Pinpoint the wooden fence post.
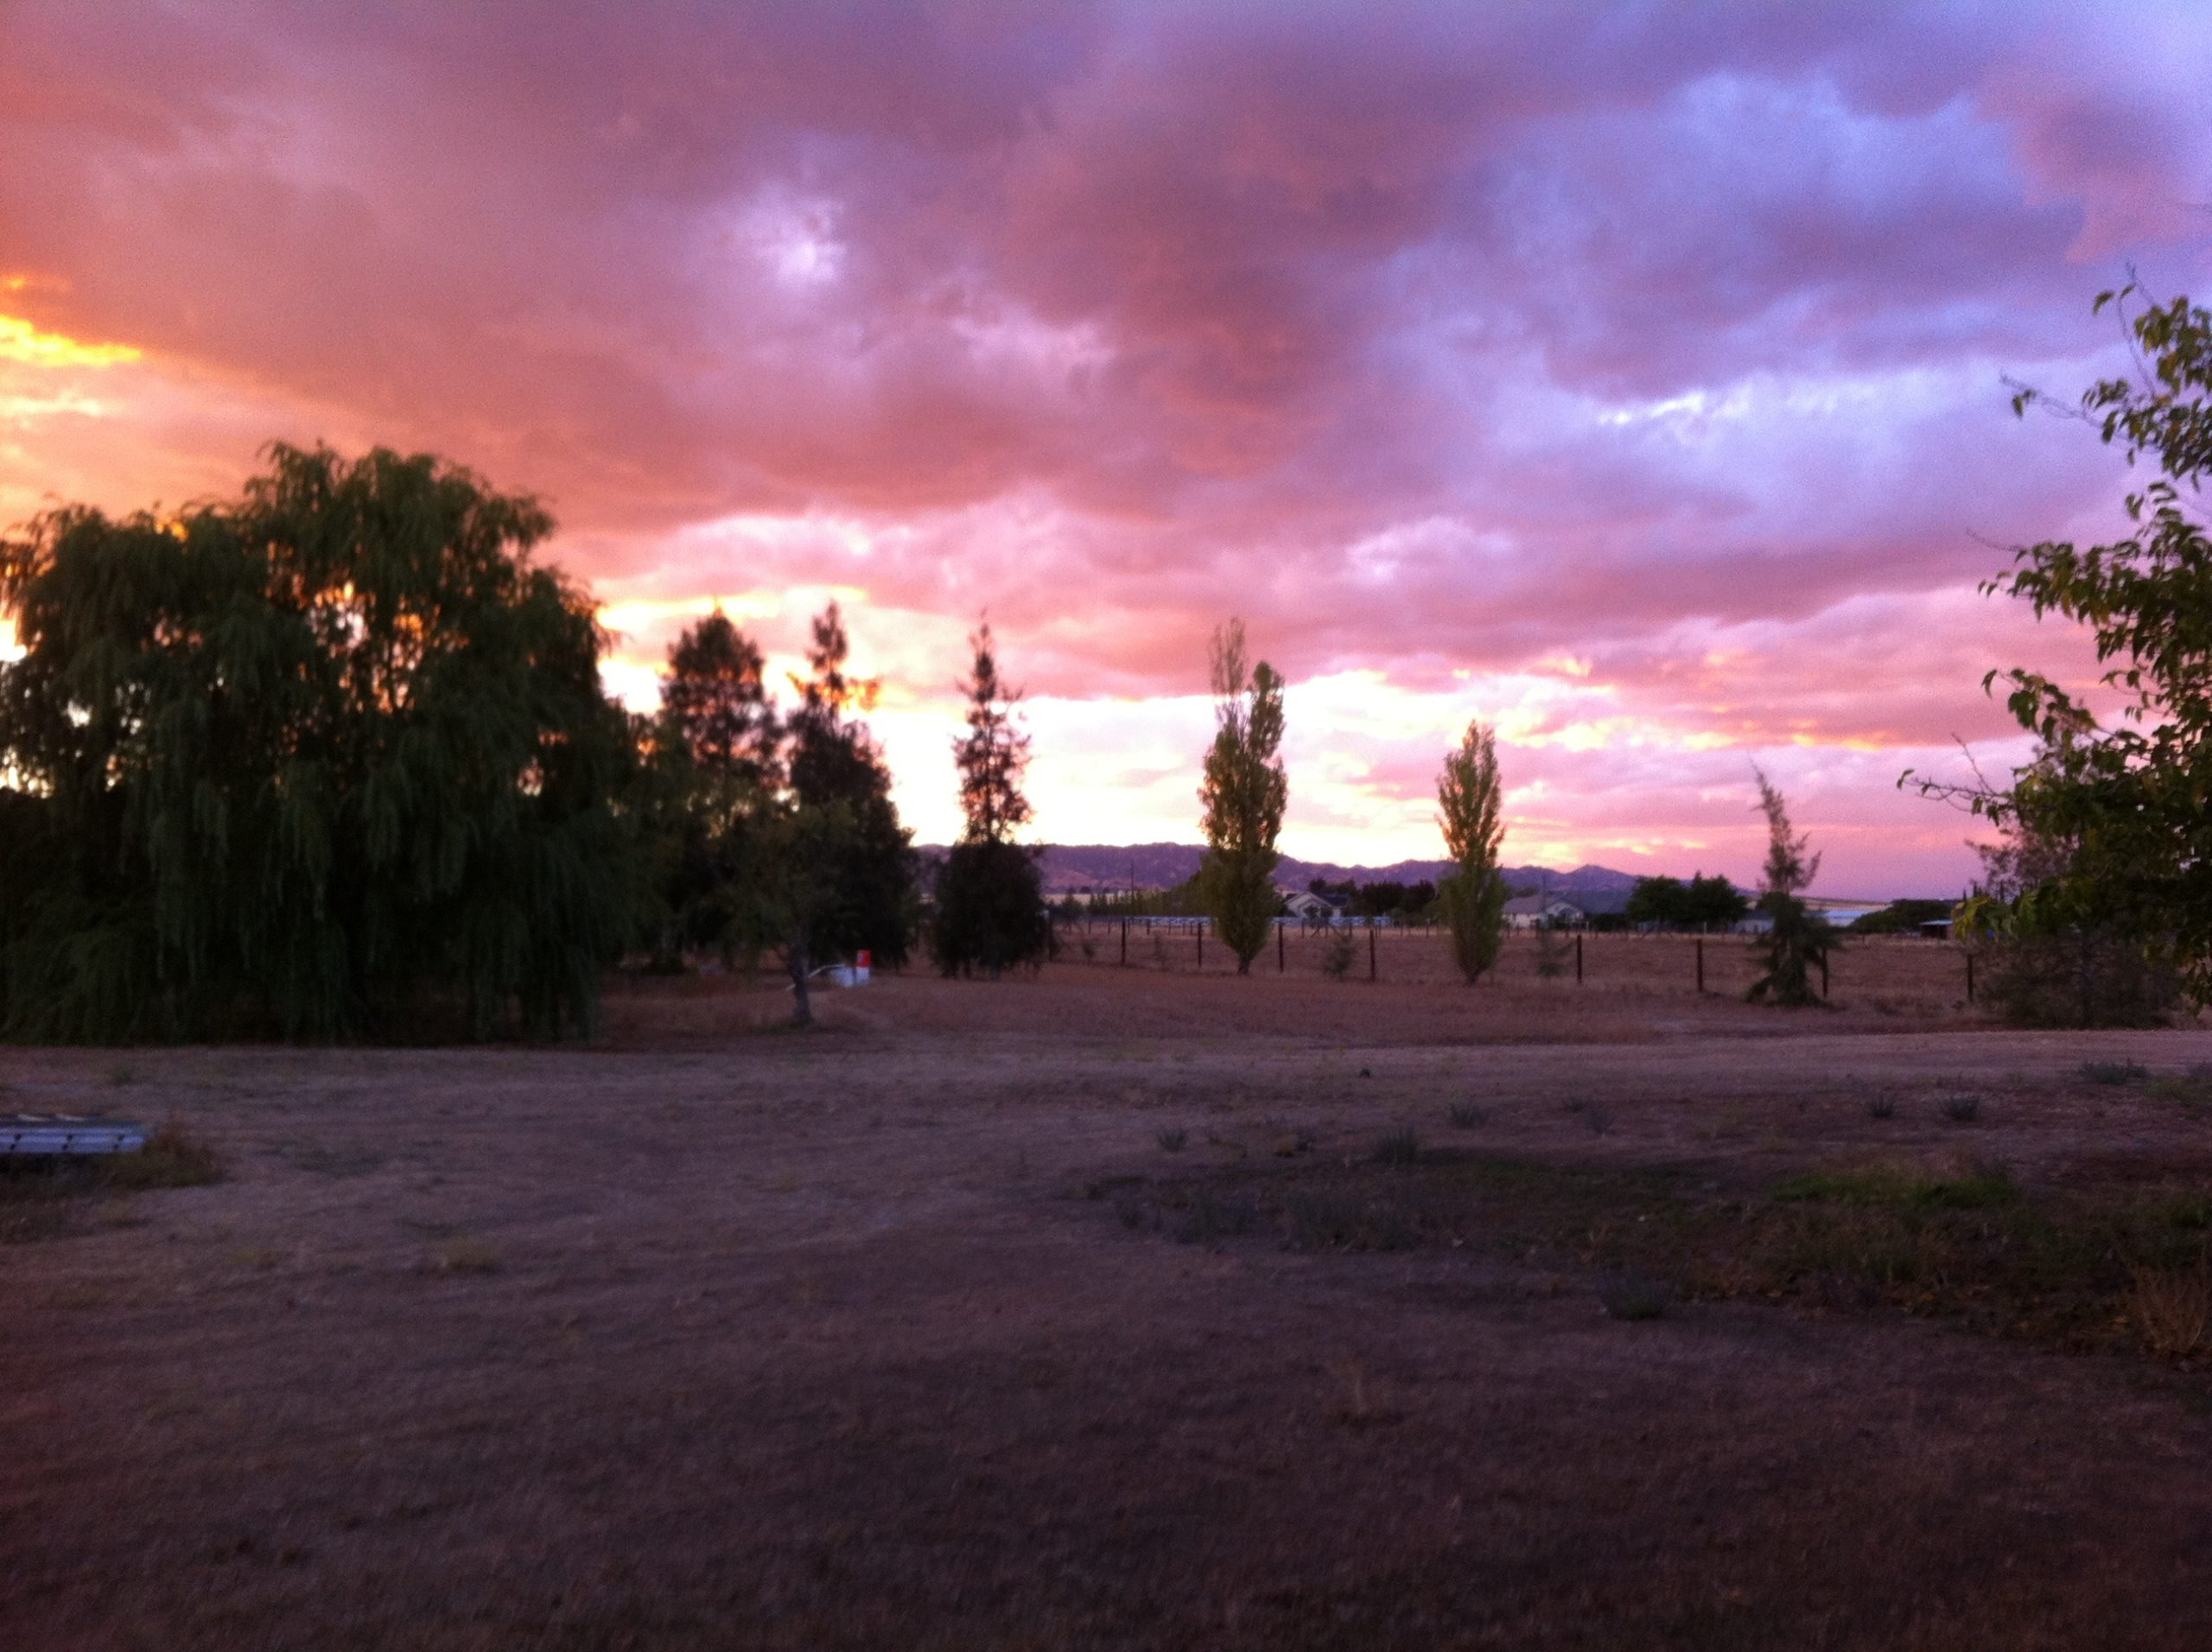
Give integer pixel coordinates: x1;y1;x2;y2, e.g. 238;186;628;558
1576;935;1584;984
1197;923;1204;972
1120;920;1128;967
1965;950;1974;1003
1278;924;1285;973
1369;924;1377;982
1695;937;1704;994
1821;955;1830;1000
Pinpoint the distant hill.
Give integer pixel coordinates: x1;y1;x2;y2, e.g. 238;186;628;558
915;842;1645;899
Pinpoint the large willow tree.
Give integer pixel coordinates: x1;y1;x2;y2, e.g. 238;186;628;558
0;443;639;1042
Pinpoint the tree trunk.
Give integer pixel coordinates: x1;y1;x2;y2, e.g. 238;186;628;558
787;937;813;1027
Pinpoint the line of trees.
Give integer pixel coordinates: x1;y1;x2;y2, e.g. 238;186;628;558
35;288;2200;1050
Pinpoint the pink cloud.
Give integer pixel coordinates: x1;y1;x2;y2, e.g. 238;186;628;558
2;1;2207;888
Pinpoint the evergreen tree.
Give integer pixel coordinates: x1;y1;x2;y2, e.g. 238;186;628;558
1196;619;1287;974
0;443;638;1041
933;622;1048;977
1746;767;1835;1007
1436;721;1509;983
785;602;916;970
647;602;912;1025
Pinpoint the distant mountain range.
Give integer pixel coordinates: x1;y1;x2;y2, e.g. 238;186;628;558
916;842;1644;899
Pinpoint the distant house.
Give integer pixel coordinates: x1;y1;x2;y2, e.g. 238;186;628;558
1280;889;1336;922
1503;893;1586;931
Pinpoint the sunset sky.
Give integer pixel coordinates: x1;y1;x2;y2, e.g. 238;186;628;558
4;2;2209;894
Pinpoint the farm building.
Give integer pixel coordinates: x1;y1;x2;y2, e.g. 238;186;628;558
1504;893;1586;931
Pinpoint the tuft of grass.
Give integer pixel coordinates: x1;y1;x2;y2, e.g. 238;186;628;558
1773;1161;2018;1211
1866;1095;1897;1121
2081;1059;2152;1087
1155;1127;1188;1153
1171;1190;1257;1246
1285;1189;1421;1253
1942;1093;1982;1124
1447;1100;1487;1129
427;1237;501;1275
1371;1126;1421;1166
2128;1260;2209;1357
1582;1101;1613;1137
106;1064;139;1088
1599;1273;1673;1321
91;1120;223;1192
2147;1065;2212;1113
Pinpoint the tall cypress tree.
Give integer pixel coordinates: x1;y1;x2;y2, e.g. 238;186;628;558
933;622;1048;978
784;602;916;970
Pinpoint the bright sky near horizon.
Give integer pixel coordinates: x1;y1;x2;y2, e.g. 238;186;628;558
4;2;2209;895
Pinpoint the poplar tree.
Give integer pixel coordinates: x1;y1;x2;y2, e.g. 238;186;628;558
933;622;1049;977
1436;720;1509;983
0;443;638;1041
1197;619;1287;974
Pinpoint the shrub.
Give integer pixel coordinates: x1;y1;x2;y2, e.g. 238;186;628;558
2080;1058;2152;1086
1282;1190;1421;1252
2128;1261;2209;1357
1599;1273;1672;1321
1867;1095;1897;1121
1155;1127;1188;1153
1319;930;1357;980
1371;1126;1421;1166
1943;1093;1982;1123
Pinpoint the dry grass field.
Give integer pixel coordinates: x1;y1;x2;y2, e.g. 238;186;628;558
9;953;2212;1649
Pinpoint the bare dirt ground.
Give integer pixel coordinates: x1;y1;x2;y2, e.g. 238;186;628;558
8;960;2212;1649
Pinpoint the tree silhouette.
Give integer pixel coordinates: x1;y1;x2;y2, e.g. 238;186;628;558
0;443;638;1040
933;621;1048;978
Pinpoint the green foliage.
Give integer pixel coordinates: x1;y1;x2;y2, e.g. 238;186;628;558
1951;815;2178;1027
785;605;916;971
1436;720;1507;982
1926;287;2212;1005
1625;872;1749;930
0;443;638;1041
1847;898;1955;934
1745;767;1835;1007
1319;928;1357;980
934;621;1048;977
645;602;915;1025
1196;619;1287;974
1311;878;1436;920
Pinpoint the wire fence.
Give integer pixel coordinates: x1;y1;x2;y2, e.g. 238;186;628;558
1049;917;1980;1007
